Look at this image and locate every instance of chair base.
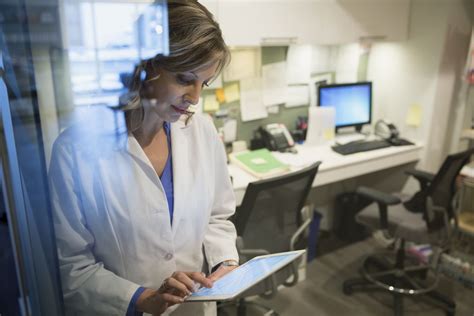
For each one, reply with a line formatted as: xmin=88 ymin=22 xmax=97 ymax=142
xmin=343 ymin=252 xmax=456 ymax=316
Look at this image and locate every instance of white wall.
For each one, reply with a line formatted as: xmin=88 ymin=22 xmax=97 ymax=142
xmin=310 ymin=43 xmax=360 ymax=82
xmin=367 ymin=0 xmax=472 ymax=173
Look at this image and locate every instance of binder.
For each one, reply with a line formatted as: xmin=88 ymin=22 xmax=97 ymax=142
xmin=229 ymin=148 xmax=289 ymax=179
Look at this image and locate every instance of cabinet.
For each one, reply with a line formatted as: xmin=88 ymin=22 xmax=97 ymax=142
xmin=203 ymin=0 xmax=410 ymax=46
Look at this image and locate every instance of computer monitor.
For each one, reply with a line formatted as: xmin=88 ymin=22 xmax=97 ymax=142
xmin=318 ymin=82 xmax=372 ymax=132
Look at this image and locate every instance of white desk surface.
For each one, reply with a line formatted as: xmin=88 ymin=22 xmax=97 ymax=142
xmin=229 ymin=143 xmax=423 ymax=202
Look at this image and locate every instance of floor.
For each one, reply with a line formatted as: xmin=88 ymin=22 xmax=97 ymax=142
xmin=219 ymin=237 xmax=474 ymax=316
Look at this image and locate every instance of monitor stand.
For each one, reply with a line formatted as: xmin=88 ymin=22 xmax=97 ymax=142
xmin=335 ymin=127 xmax=368 ymax=145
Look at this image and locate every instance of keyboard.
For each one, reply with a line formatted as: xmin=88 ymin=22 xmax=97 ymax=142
xmin=332 ymin=140 xmax=392 ymax=155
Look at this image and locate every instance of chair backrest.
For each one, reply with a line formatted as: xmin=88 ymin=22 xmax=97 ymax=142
xmin=426 ymin=148 xmax=474 ymax=226
xmin=234 ymin=162 xmax=321 ymax=254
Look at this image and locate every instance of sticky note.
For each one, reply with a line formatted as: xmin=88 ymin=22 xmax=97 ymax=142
xmin=215 ymin=88 xmax=226 ymax=103
xmin=323 ymin=129 xmax=335 ymax=140
xmin=203 ymin=95 xmax=219 ymax=112
xmin=406 ymin=104 xmax=422 ymax=127
xmin=224 ymin=83 xmax=240 ymax=103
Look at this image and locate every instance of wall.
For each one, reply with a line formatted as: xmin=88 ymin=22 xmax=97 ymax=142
xmin=367 ymin=0 xmax=473 ymax=174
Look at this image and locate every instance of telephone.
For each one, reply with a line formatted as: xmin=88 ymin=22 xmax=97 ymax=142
xmin=374 ymin=119 xmax=414 ymax=146
xmin=258 ymin=123 xmax=295 ymax=152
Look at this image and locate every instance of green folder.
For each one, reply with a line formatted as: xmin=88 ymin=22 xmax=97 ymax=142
xmin=230 ymin=148 xmax=289 ymax=178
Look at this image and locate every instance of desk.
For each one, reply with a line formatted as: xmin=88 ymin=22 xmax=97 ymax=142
xmin=229 ymin=143 xmax=423 ymax=206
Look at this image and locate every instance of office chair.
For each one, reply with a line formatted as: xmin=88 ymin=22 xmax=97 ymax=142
xmin=342 ymin=148 xmax=474 ymax=316
xmin=221 ymin=162 xmax=321 ymax=316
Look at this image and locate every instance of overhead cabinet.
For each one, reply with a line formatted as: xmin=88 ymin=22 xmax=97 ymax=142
xmin=203 ymin=0 xmax=410 ymax=46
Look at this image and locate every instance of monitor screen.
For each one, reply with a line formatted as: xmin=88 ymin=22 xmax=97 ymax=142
xmin=318 ymin=82 xmax=372 ymax=130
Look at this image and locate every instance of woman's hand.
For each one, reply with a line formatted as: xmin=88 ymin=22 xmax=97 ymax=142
xmin=136 ymin=271 xmax=213 ymax=315
xmin=208 ymin=263 xmax=239 ymax=282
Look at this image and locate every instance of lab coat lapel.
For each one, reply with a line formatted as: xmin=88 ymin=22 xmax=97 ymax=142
xmin=170 ymin=121 xmax=191 ymax=235
xmin=125 ymin=135 xmax=171 ymax=222
xmin=126 ymin=136 xmax=161 ymax=186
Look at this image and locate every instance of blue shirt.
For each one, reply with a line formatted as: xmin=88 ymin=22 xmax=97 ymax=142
xmin=161 ymin=121 xmax=174 ymax=224
xmin=126 ymin=122 xmax=174 ymax=316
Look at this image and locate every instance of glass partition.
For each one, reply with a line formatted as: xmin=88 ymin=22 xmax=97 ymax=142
xmin=0 ymin=0 xmax=168 ymax=314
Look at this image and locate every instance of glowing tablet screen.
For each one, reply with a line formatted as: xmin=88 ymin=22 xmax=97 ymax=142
xmin=186 ymin=250 xmax=305 ymax=301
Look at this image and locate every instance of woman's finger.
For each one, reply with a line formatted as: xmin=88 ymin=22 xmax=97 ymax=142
xmin=186 ymin=271 xmax=213 ymax=288
xmin=159 ymin=277 xmax=191 ymax=297
xmin=172 ymin=271 xmax=196 ymax=292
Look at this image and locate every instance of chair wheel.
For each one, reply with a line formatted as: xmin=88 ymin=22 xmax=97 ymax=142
xmin=342 ymin=283 xmax=353 ymax=295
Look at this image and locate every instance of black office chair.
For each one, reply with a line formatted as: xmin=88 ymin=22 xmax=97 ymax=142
xmin=342 ymin=148 xmax=474 ymax=316
xmin=220 ymin=162 xmax=321 ymax=316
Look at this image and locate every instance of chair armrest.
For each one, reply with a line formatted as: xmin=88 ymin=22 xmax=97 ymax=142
xmin=356 ymin=187 xmax=401 ymax=230
xmin=290 ymin=205 xmax=314 ymax=251
xmin=405 ymin=169 xmax=435 ymax=190
xmin=236 ymin=236 xmax=270 ymax=262
xmin=356 ymin=187 xmax=401 ymax=206
xmin=239 ymin=249 xmax=270 ymax=257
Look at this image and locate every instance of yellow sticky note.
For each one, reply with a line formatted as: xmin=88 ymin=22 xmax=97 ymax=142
xmin=224 ymin=83 xmax=240 ymax=103
xmin=215 ymin=88 xmax=226 ymax=103
xmin=203 ymin=94 xmax=219 ymax=112
xmin=406 ymin=104 xmax=422 ymax=127
xmin=323 ymin=129 xmax=335 ymax=140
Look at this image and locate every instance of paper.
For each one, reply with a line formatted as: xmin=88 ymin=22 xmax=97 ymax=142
xmin=229 ymin=148 xmax=289 ymax=179
xmin=223 ymin=48 xmax=261 ymax=82
xmin=305 ymin=106 xmax=336 ymax=146
xmin=223 ymin=119 xmax=237 ymax=143
xmin=286 ymin=85 xmax=309 ymax=108
xmin=224 ymin=84 xmax=240 ymax=103
xmin=203 ymin=94 xmax=219 ymax=112
xmin=267 ymin=105 xmax=279 ymax=114
xmin=286 ymin=45 xmax=312 ymax=84
xmin=262 ymin=62 xmax=287 ymax=106
xmin=406 ymin=104 xmax=422 ymax=127
xmin=460 ymin=162 xmax=474 ymax=178
xmin=240 ymin=77 xmax=267 ymax=122
xmin=215 ymin=88 xmax=226 ymax=103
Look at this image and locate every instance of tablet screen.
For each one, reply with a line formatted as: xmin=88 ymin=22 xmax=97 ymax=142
xmin=186 ymin=250 xmax=305 ymax=301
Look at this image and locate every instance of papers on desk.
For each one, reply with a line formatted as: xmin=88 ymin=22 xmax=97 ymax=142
xmin=229 ymin=148 xmax=289 ymax=179
xmin=460 ymin=162 xmax=474 ymax=178
xmin=305 ymin=106 xmax=335 ymax=146
xmin=272 ymin=147 xmax=321 ymax=169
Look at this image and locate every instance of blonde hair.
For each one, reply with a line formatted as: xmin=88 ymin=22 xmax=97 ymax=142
xmin=123 ymin=0 xmax=230 ymax=132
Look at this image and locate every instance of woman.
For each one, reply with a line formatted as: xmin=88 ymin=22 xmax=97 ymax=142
xmin=49 ymin=1 xmax=238 ymax=315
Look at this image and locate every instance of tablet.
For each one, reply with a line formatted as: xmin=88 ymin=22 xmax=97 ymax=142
xmin=185 ymin=250 xmax=305 ymax=302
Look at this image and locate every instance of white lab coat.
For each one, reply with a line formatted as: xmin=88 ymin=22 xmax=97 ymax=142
xmin=49 ymin=113 xmax=238 ymax=316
